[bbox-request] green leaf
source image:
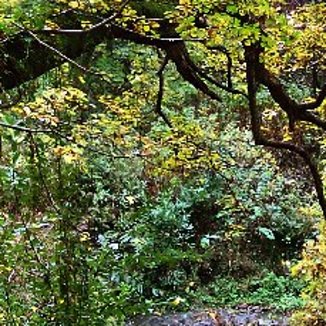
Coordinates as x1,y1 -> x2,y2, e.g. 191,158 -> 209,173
258,227 -> 275,240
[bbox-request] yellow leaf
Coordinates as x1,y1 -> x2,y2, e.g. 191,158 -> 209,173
283,132 -> 292,142
70,1 -> 79,9
126,195 -> 136,205
80,232 -> 90,242
170,296 -> 184,306
78,76 -> 86,84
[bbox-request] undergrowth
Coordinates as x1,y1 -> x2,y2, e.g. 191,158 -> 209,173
188,272 -> 305,312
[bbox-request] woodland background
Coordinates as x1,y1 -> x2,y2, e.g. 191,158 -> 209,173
0,0 -> 326,325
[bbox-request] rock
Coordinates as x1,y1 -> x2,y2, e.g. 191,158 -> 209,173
127,306 -> 290,326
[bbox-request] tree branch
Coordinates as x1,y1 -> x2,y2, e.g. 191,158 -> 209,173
246,46 -> 326,219
155,55 -> 172,128
0,22 -> 105,91
164,42 -> 221,101
256,64 -> 326,131
0,121 -> 51,133
187,59 -> 248,98
299,83 -> 326,111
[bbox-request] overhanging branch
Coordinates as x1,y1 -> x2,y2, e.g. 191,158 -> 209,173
256,64 -> 326,131
246,46 -> 326,219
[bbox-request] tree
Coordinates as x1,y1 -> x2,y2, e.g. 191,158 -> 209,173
1,0 -> 326,216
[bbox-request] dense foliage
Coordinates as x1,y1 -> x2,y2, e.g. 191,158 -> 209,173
0,0 -> 325,324
291,221 -> 326,325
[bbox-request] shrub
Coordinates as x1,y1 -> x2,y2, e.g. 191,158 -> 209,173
291,221 -> 326,325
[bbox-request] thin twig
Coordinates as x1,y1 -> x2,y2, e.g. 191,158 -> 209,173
13,22 -> 91,74
30,134 -> 60,213
208,45 -> 233,89
0,121 -> 50,133
86,0 -> 131,32
35,27 -> 205,42
189,61 -> 247,98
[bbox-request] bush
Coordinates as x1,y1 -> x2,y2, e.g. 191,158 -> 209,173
193,272 -> 304,311
291,221 -> 326,325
